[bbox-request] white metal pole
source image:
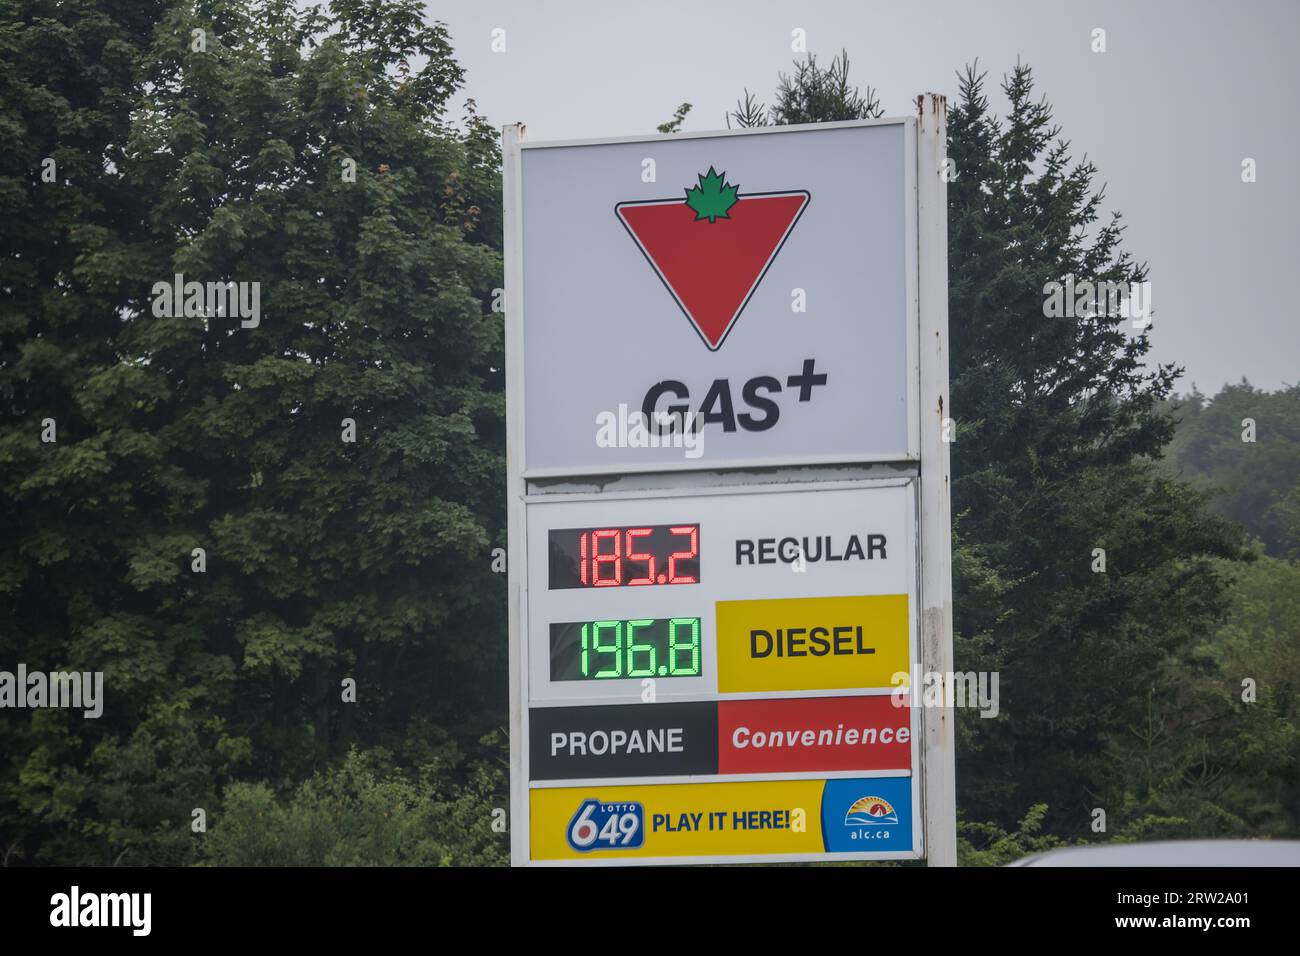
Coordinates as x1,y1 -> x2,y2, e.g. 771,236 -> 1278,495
915,93 -> 957,867
502,123 -> 528,866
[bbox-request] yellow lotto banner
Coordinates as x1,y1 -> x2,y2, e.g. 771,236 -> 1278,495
531,779 -> 826,860
716,594 -> 910,692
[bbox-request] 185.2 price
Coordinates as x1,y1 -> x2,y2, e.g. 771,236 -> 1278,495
566,800 -> 645,852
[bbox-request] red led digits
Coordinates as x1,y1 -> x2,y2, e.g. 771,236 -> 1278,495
625,527 -> 654,585
548,524 -> 699,590
591,528 -> 622,586
667,525 -> 699,584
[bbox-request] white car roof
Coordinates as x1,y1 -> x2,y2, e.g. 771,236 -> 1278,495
1010,840 -> 1300,867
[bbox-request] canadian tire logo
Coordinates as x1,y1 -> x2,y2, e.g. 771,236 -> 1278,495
616,168 -> 810,351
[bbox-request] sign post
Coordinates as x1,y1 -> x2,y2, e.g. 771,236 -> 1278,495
916,93 -> 957,867
505,101 -> 954,865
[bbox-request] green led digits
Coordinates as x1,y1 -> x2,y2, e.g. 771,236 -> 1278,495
626,619 -> 656,677
550,617 -> 703,682
668,617 -> 700,675
589,620 -> 622,678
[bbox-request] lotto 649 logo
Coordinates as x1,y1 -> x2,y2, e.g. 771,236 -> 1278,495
566,799 -> 645,852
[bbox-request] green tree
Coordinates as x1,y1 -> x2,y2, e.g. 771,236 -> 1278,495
958,803 -> 1069,866
1,0 -> 507,864
1099,550 -> 1300,839
1162,381 -> 1300,558
656,101 -> 692,135
727,49 -> 880,128
945,62 -> 1243,837
722,56 -> 1245,841
201,742 -> 509,866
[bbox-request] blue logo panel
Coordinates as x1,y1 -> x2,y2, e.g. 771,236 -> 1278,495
564,799 -> 646,852
821,776 -> 914,853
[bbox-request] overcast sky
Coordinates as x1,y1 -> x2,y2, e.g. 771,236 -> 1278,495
429,0 -> 1299,393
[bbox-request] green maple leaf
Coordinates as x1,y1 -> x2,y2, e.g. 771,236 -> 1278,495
684,167 -> 739,222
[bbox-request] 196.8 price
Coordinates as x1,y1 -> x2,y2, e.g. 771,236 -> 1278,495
549,617 -> 702,681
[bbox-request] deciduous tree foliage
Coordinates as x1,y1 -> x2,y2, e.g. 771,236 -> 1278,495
2,0 -> 507,864
2,3 -> 1287,866
1162,381 -> 1300,559
1100,550 -> 1300,842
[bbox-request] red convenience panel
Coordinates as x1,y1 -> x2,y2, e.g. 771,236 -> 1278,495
717,695 -> 912,774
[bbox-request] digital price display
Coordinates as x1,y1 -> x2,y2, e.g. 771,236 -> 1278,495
548,524 -> 699,590
550,618 -> 703,681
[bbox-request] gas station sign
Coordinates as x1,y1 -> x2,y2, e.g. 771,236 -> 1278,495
524,483 -> 915,705
505,111 -> 955,865
518,122 -> 917,476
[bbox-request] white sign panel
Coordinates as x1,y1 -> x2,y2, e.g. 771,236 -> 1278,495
524,482 -> 917,705
505,107 -> 955,867
518,481 -> 924,864
520,121 -> 917,476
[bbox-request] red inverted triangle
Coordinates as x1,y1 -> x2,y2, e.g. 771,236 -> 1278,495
617,191 -> 809,350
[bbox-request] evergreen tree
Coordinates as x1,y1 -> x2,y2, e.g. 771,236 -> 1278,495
728,49 -> 881,128
946,63 -> 1241,834
724,57 -> 1245,838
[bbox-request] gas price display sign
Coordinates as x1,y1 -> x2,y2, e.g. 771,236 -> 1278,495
547,524 -> 700,589
548,617 -> 703,682
519,483 -> 922,862
505,114 -> 954,866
